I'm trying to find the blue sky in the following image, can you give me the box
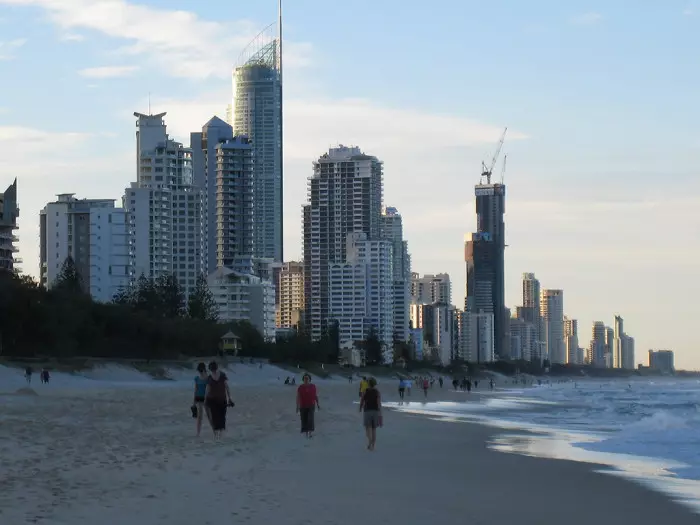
[1,0,698,367]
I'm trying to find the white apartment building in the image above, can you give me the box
[564,316,580,365]
[621,334,635,370]
[207,266,276,341]
[40,195,129,302]
[540,289,565,365]
[411,272,451,305]
[303,146,384,342]
[276,261,304,329]
[459,311,495,363]
[328,232,394,363]
[509,316,536,362]
[125,112,204,298]
[380,206,411,342]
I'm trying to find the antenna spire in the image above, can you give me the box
[148,92,151,115]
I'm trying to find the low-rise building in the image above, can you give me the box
[648,350,674,374]
[207,267,276,341]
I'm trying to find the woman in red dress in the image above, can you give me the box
[296,373,320,438]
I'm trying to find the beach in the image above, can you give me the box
[1,370,698,525]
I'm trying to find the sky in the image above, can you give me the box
[0,0,698,368]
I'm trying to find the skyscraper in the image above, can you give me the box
[564,316,579,364]
[589,321,606,366]
[303,146,383,341]
[380,207,411,342]
[0,179,18,272]
[232,2,283,262]
[613,315,624,368]
[124,112,204,298]
[540,289,565,364]
[276,261,304,329]
[190,116,234,274]
[465,177,507,358]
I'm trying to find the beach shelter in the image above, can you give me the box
[221,331,242,356]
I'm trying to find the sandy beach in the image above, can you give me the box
[1,369,698,525]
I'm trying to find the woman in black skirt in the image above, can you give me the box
[205,361,233,438]
[296,373,320,438]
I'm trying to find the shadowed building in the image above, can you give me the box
[0,179,19,272]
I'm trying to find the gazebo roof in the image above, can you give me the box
[221,331,241,340]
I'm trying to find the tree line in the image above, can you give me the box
[0,257,379,365]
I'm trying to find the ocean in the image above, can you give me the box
[388,378,700,513]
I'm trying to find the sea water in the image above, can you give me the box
[388,378,700,512]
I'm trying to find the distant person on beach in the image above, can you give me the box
[452,378,458,390]
[422,378,429,398]
[296,373,320,438]
[193,362,210,437]
[24,366,32,384]
[359,378,382,451]
[359,377,369,399]
[439,377,443,388]
[398,378,406,400]
[41,369,50,384]
[205,361,233,438]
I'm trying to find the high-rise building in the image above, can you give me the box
[588,321,606,366]
[124,112,204,298]
[621,334,635,370]
[410,302,457,365]
[564,316,579,364]
[303,146,383,341]
[649,350,674,373]
[190,116,234,274]
[470,177,507,359]
[0,179,19,272]
[604,326,614,368]
[613,315,624,368]
[458,310,495,363]
[40,194,129,301]
[276,261,304,329]
[540,289,565,364]
[329,232,394,362]
[232,5,283,262]
[411,272,451,305]
[509,316,536,362]
[380,207,411,342]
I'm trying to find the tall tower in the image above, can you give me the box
[124,112,204,298]
[380,207,411,342]
[232,2,283,262]
[468,177,507,358]
[303,146,383,341]
[540,289,565,364]
[613,314,624,368]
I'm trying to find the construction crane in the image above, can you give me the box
[480,127,507,184]
[500,154,507,184]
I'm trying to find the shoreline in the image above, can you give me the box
[1,377,698,524]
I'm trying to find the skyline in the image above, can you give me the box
[0,0,698,367]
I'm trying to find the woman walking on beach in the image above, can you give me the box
[193,362,211,437]
[205,361,233,438]
[296,373,320,438]
[359,378,382,451]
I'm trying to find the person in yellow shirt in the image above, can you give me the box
[359,377,369,399]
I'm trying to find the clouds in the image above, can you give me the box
[79,65,139,78]
[0,38,27,60]
[0,0,313,79]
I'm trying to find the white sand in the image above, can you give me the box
[1,369,698,525]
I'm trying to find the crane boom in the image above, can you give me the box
[481,127,507,184]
